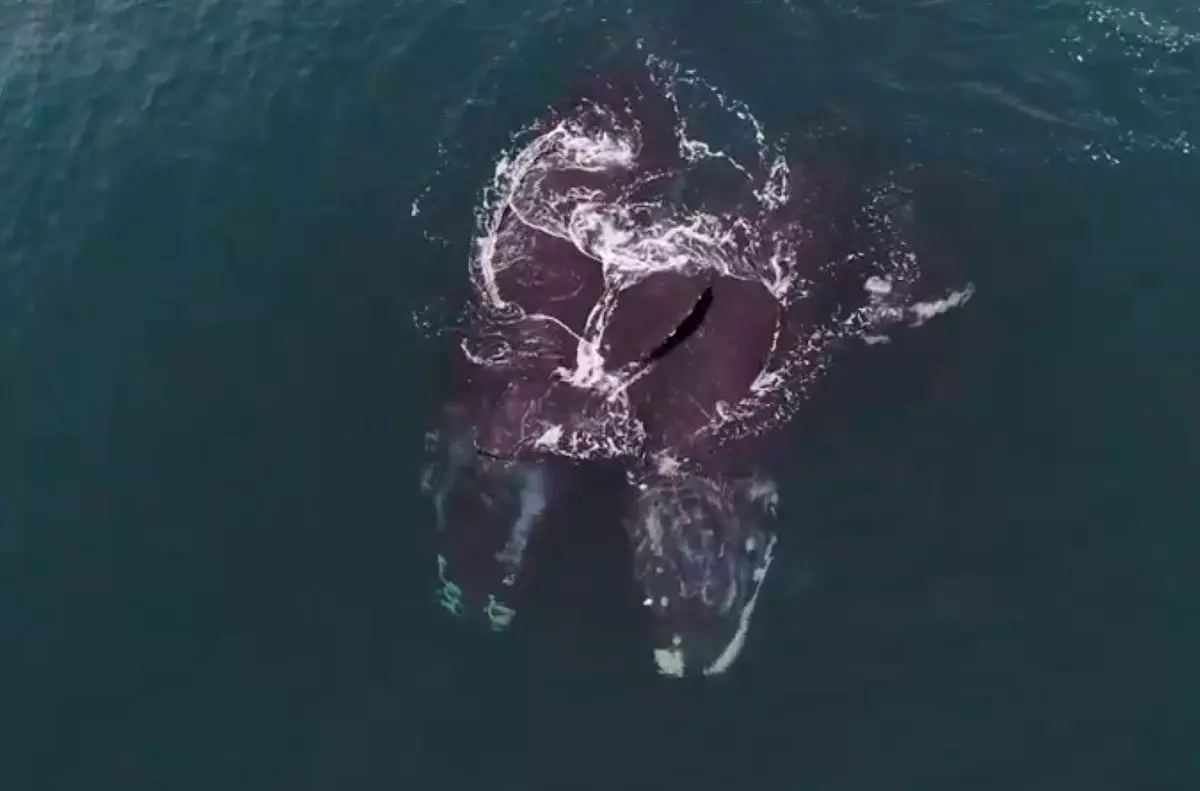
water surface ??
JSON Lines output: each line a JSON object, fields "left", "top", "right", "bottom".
{"left": 3, "top": 1, "right": 1198, "bottom": 788}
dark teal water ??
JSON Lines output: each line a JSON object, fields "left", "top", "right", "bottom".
{"left": 3, "top": 1, "right": 1198, "bottom": 788}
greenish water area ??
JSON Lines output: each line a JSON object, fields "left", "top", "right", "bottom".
{"left": 2, "top": 1, "right": 1198, "bottom": 788}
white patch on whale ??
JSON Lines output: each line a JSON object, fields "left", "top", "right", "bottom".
{"left": 493, "top": 463, "right": 547, "bottom": 585}
{"left": 703, "top": 532, "right": 776, "bottom": 677}
{"left": 654, "top": 646, "right": 686, "bottom": 677}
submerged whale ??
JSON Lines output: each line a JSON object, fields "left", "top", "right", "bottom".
{"left": 421, "top": 62, "right": 974, "bottom": 675}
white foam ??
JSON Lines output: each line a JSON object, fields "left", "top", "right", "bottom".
{"left": 533, "top": 424, "right": 564, "bottom": 449}
{"left": 864, "top": 275, "right": 893, "bottom": 295}
{"left": 743, "top": 476, "right": 779, "bottom": 516}
{"left": 463, "top": 62, "right": 825, "bottom": 459}
{"left": 461, "top": 60, "right": 974, "bottom": 461}
{"left": 907, "top": 284, "right": 976, "bottom": 326}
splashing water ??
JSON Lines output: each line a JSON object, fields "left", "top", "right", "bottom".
{"left": 452, "top": 53, "right": 974, "bottom": 464}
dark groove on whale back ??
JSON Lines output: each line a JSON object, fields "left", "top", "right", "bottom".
{"left": 646, "top": 285, "right": 713, "bottom": 363}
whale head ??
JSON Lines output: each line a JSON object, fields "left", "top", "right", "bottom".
{"left": 625, "top": 469, "right": 778, "bottom": 677}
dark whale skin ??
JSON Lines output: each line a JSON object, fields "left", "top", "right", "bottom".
{"left": 617, "top": 214, "right": 967, "bottom": 677}
{"left": 426, "top": 188, "right": 610, "bottom": 628}
{"left": 619, "top": 273, "right": 785, "bottom": 677}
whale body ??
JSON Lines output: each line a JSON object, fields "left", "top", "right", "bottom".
{"left": 421, "top": 61, "right": 974, "bottom": 675}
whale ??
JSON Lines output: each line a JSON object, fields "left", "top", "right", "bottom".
{"left": 421, "top": 61, "right": 975, "bottom": 674}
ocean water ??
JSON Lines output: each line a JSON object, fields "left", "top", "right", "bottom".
{"left": 2, "top": 1, "right": 1198, "bottom": 789}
